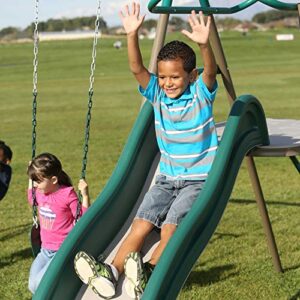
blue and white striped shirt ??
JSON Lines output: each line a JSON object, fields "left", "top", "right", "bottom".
{"left": 139, "top": 73, "right": 218, "bottom": 181}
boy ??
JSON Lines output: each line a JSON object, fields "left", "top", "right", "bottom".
{"left": 74, "top": 2, "right": 218, "bottom": 299}
{"left": 0, "top": 141, "right": 13, "bottom": 200}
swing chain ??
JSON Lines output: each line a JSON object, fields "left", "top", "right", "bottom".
{"left": 76, "top": 0, "right": 102, "bottom": 222}
{"left": 89, "top": 0, "right": 101, "bottom": 92}
{"left": 32, "top": 0, "right": 39, "bottom": 221}
{"left": 33, "top": 0, "right": 39, "bottom": 96}
{"left": 32, "top": 0, "right": 39, "bottom": 160}
{"left": 32, "top": 95, "right": 37, "bottom": 160}
{"left": 32, "top": 188, "right": 39, "bottom": 228}
{"left": 81, "top": 0, "right": 102, "bottom": 180}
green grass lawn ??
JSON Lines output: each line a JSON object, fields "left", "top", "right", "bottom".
{"left": 0, "top": 29, "right": 299, "bottom": 299}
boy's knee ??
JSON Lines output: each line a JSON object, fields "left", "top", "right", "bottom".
{"left": 130, "top": 219, "right": 154, "bottom": 237}
{"left": 161, "top": 224, "right": 177, "bottom": 241}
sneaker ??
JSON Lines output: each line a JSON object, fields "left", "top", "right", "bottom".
{"left": 74, "top": 251, "right": 117, "bottom": 299}
{"left": 124, "top": 252, "right": 154, "bottom": 299}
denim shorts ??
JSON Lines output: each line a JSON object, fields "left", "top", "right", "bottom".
{"left": 135, "top": 175, "right": 205, "bottom": 228}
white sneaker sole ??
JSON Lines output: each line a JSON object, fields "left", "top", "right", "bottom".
{"left": 74, "top": 252, "right": 115, "bottom": 299}
{"left": 91, "top": 276, "right": 116, "bottom": 299}
{"left": 74, "top": 255, "right": 95, "bottom": 284}
{"left": 124, "top": 253, "right": 145, "bottom": 299}
{"left": 124, "top": 256, "right": 140, "bottom": 286}
{"left": 124, "top": 279, "right": 136, "bottom": 299}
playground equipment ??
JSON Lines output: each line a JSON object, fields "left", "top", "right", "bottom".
{"left": 32, "top": 1, "right": 300, "bottom": 299}
{"left": 29, "top": 0, "right": 102, "bottom": 257}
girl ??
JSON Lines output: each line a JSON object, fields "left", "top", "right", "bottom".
{"left": 27, "top": 152, "right": 90, "bottom": 294}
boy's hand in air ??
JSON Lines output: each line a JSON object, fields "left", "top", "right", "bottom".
{"left": 181, "top": 11, "right": 211, "bottom": 46}
{"left": 119, "top": 2, "right": 145, "bottom": 35}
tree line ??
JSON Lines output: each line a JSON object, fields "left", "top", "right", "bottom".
{"left": 0, "top": 9, "right": 298, "bottom": 39}
{"left": 0, "top": 16, "right": 107, "bottom": 38}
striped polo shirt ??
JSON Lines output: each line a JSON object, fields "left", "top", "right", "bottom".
{"left": 139, "top": 73, "right": 218, "bottom": 181}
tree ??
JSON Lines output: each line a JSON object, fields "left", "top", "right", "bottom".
{"left": 0, "top": 27, "right": 19, "bottom": 38}
{"left": 169, "top": 16, "right": 187, "bottom": 31}
{"left": 215, "top": 17, "right": 241, "bottom": 29}
{"left": 24, "top": 16, "right": 107, "bottom": 33}
{"left": 142, "top": 19, "right": 157, "bottom": 31}
{"left": 252, "top": 10, "right": 298, "bottom": 23}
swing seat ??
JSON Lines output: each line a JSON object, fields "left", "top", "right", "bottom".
{"left": 0, "top": 163, "right": 12, "bottom": 201}
{"left": 30, "top": 223, "right": 41, "bottom": 257}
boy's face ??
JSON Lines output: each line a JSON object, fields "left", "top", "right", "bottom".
{"left": 157, "top": 59, "right": 197, "bottom": 99}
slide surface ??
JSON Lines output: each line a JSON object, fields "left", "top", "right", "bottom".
{"left": 33, "top": 94, "right": 269, "bottom": 300}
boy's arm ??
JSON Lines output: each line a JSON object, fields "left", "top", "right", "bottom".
{"left": 119, "top": 2, "right": 151, "bottom": 89}
{"left": 182, "top": 11, "right": 217, "bottom": 91}
{"left": 199, "top": 42, "right": 217, "bottom": 91}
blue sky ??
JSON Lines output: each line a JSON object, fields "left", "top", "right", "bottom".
{"left": 0, "top": 0, "right": 296, "bottom": 30}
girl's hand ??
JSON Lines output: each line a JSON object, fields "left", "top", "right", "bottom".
{"left": 78, "top": 179, "right": 89, "bottom": 198}
{"left": 181, "top": 11, "right": 211, "bottom": 46}
{"left": 119, "top": 2, "right": 145, "bottom": 35}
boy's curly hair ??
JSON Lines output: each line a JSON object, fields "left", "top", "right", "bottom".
{"left": 157, "top": 40, "right": 196, "bottom": 73}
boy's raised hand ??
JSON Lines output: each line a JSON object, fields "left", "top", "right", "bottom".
{"left": 181, "top": 11, "right": 211, "bottom": 45}
{"left": 119, "top": 2, "right": 145, "bottom": 34}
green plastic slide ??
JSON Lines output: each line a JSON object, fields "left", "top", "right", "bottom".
{"left": 33, "top": 94, "right": 269, "bottom": 300}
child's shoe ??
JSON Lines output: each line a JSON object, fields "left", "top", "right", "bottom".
{"left": 74, "top": 251, "right": 117, "bottom": 299}
{"left": 124, "top": 252, "right": 154, "bottom": 299}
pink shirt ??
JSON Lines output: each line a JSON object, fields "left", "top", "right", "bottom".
{"left": 28, "top": 186, "right": 88, "bottom": 251}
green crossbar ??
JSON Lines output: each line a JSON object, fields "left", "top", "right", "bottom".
{"left": 148, "top": 0, "right": 298, "bottom": 14}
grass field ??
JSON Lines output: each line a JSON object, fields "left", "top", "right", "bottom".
{"left": 0, "top": 29, "right": 299, "bottom": 299}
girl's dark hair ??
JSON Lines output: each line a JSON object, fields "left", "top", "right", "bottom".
{"left": 157, "top": 40, "right": 196, "bottom": 73}
{"left": 27, "top": 152, "right": 72, "bottom": 187}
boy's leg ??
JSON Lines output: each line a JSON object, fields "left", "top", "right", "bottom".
{"left": 124, "top": 224, "right": 176, "bottom": 298}
{"left": 123, "top": 176, "right": 176, "bottom": 298}
{"left": 112, "top": 218, "right": 154, "bottom": 273}
{"left": 148, "top": 223, "right": 177, "bottom": 265}
{"left": 148, "top": 180, "right": 204, "bottom": 266}
{"left": 118, "top": 175, "right": 175, "bottom": 274}
{"left": 74, "top": 219, "right": 153, "bottom": 299}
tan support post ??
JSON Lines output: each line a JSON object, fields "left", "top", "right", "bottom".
{"left": 208, "top": 17, "right": 236, "bottom": 105}
{"left": 246, "top": 157, "right": 283, "bottom": 272}
{"left": 148, "top": 14, "right": 169, "bottom": 73}
{"left": 141, "top": 14, "right": 169, "bottom": 106}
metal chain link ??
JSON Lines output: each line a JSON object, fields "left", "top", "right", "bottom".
{"left": 32, "top": 0, "right": 39, "bottom": 225}
{"left": 32, "top": 0, "right": 39, "bottom": 160}
{"left": 76, "top": 0, "right": 102, "bottom": 222}
{"left": 33, "top": 0, "right": 39, "bottom": 97}
{"left": 81, "top": 0, "right": 102, "bottom": 180}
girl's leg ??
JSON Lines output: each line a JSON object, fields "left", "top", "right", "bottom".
{"left": 112, "top": 219, "right": 154, "bottom": 274}
{"left": 28, "top": 248, "right": 56, "bottom": 294}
